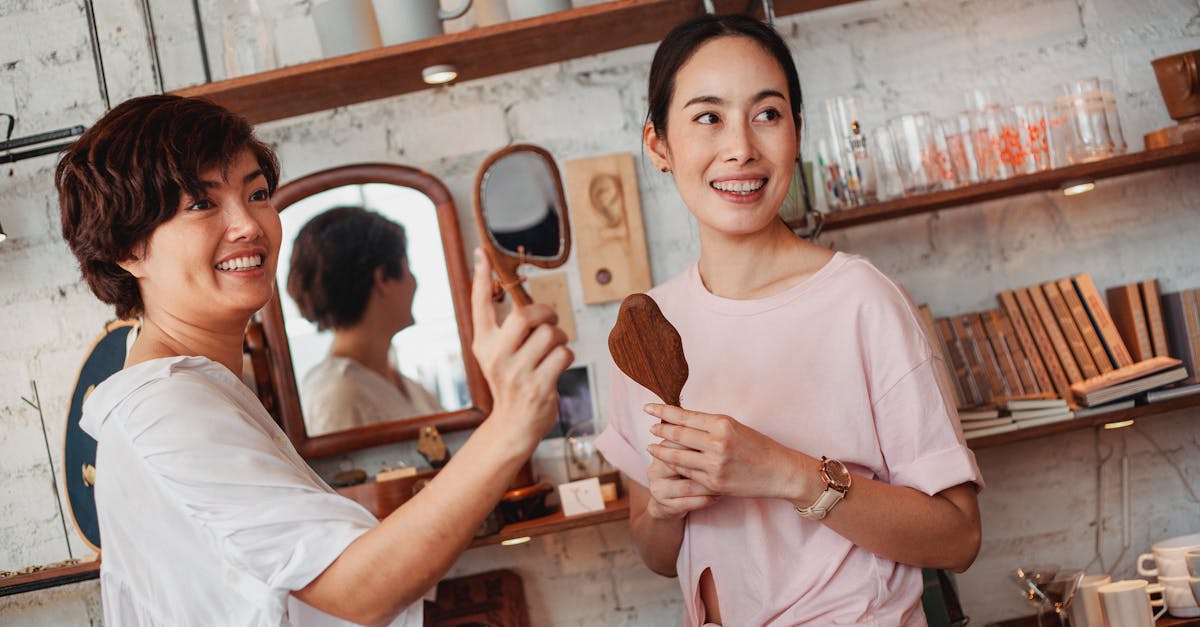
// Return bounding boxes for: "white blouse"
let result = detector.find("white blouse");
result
[301,356,444,437]
[81,356,422,627]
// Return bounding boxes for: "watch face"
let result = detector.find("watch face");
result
[824,459,851,490]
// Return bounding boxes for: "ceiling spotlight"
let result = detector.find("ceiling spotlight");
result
[1061,181,1096,196]
[422,64,458,85]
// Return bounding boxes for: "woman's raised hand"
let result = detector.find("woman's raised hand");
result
[645,403,812,501]
[470,249,573,452]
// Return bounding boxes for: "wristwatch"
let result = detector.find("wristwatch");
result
[794,456,851,520]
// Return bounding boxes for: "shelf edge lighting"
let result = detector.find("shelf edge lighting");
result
[1062,180,1096,196]
[500,536,532,546]
[1103,419,1135,430]
[422,64,458,85]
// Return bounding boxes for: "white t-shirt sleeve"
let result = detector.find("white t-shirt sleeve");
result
[118,373,377,601]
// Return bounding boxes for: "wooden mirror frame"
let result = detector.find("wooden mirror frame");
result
[256,163,490,458]
[473,144,572,306]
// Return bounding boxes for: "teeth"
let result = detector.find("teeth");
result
[712,179,766,194]
[215,255,263,271]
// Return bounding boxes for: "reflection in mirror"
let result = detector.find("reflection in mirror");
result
[481,151,564,259]
[277,184,470,438]
[260,164,489,458]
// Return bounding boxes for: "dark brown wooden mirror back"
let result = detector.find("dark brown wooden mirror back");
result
[253,163,490,458]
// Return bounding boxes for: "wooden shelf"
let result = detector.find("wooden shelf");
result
[790,142,1200,233]
[967,393,1200,450]
[0,561,99,598]
[170,0,862,125]
[469,497,629,548]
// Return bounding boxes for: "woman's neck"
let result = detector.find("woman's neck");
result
[329,326,393,381]
[696,218,830,300]
[126,309,249,376]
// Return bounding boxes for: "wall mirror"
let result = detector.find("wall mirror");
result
[473,144,571,305]
[256,164,489,459]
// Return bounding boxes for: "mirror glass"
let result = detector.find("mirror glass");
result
[277,183,470,437]
[481,151,564,259]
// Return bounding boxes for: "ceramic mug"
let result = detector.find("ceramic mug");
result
[373,0,473,45]
[1158,575,1200,617]
[1186,549,1200,578]
[1098,580,1166,627]
[1070,574,1111,627]
[1137,532,1200,579]
[474,0,510,26]
[506,0,571,21]
[313,0,383,57]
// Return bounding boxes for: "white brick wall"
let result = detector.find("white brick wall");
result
[2,0,1199,624]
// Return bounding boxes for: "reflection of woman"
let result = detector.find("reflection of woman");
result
[58,95,572,626]
[287,207,442,436]
[594,16,982,626]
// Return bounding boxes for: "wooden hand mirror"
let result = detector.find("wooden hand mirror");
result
[608,293,689,407]
[473,144,571,305]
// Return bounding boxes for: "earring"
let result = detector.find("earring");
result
[660,166,670,173]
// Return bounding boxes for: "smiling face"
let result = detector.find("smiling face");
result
[645,35,800,237]
[121,148,282,327]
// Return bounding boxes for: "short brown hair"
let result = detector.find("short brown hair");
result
[287,206,408,331]
[56,95,280,319]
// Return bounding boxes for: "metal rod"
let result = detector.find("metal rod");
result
[83,0,110,111]
[191,0,213,84]
[702,0,716,14]
[761,0,776,25]
[139,0,165,93]
[0,125,85,152]
[3,142,77,163]
[22,381,74,561]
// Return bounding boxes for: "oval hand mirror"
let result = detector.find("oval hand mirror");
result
[473,144,571,305]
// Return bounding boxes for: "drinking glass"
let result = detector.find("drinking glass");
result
[1044,569,1085,626]
[1012,565,1060,627]
[871,126,904,200]
[1013,101,1051,173]
[941,113,980,185]
[222,0,278,78]
[1056,78,1113,163]
[889,112,941,194]
[1100,79,1128,155]
[824,96,876,206]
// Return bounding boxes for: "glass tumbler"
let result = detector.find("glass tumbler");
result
[1056,78,1114,163]
[1100,79,1128,154]
[941,113,980,185]
[889,112,941,194]
[1013,101,1051,173]
[824,96,876,206]
[222,0,278,78]
[871,126,904,200]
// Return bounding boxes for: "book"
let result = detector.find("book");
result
[963,422,1020,439]
[1144,379,1200,403]
[961,417,1016,430]
[952,315,993,403]
[1073,273,1134,368]
[1015,412,1076,428]
[1043,281,1100,379]
[1189,290,1200,376]
[1002,398,1068,411]
[1027,285,1085,384]
[1161,291,1198,380]
[998,292,1056,394]
[919,305,967,410]
[939,317,984,407]
[1072,362,1188,406]
[964,313,1009,400]
[1012,288,1075,401]
[1142,280,1170,358]
[995,309,1041,395]
[1072,398,1136,419]
[958,407,1002,421]
[981,310,1026,397]
[1106,283,1153,362]
[1059,276,1115,373]
[1010,406,1074,421]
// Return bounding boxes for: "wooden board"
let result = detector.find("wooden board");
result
[526,272,577,342]
[563,153,652,304]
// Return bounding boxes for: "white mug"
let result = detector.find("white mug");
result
[506,0,571,21]
[1158,575,1200,617]
[1186,549,1200,578]
[313,0,383,57]
[474,0,510,26]
[373,0,473,45]
[1098,580,1166,627]
[1070,574,1111,627]
[1137,532,1200,579]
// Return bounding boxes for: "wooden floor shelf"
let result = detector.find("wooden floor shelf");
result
[0,561,99,598]
[967,393,1200,450]
[172,0,861,125]
[790,141,1200,233]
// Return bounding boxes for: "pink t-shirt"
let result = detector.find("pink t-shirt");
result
[595,252,983,627]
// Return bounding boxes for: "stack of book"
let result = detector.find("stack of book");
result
[925,273,1196,414]
[1109,283,1200,402]
[957,398,1076,440]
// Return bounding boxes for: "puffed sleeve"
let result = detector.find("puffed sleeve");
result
[860,281,984,495]
[594,360,653,487]
[117,372,378,606]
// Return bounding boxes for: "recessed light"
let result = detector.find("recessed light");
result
[422,64,458,85]
[1103,419,1134,430]
[1062,181,1096,196]
[500,536,532,546]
